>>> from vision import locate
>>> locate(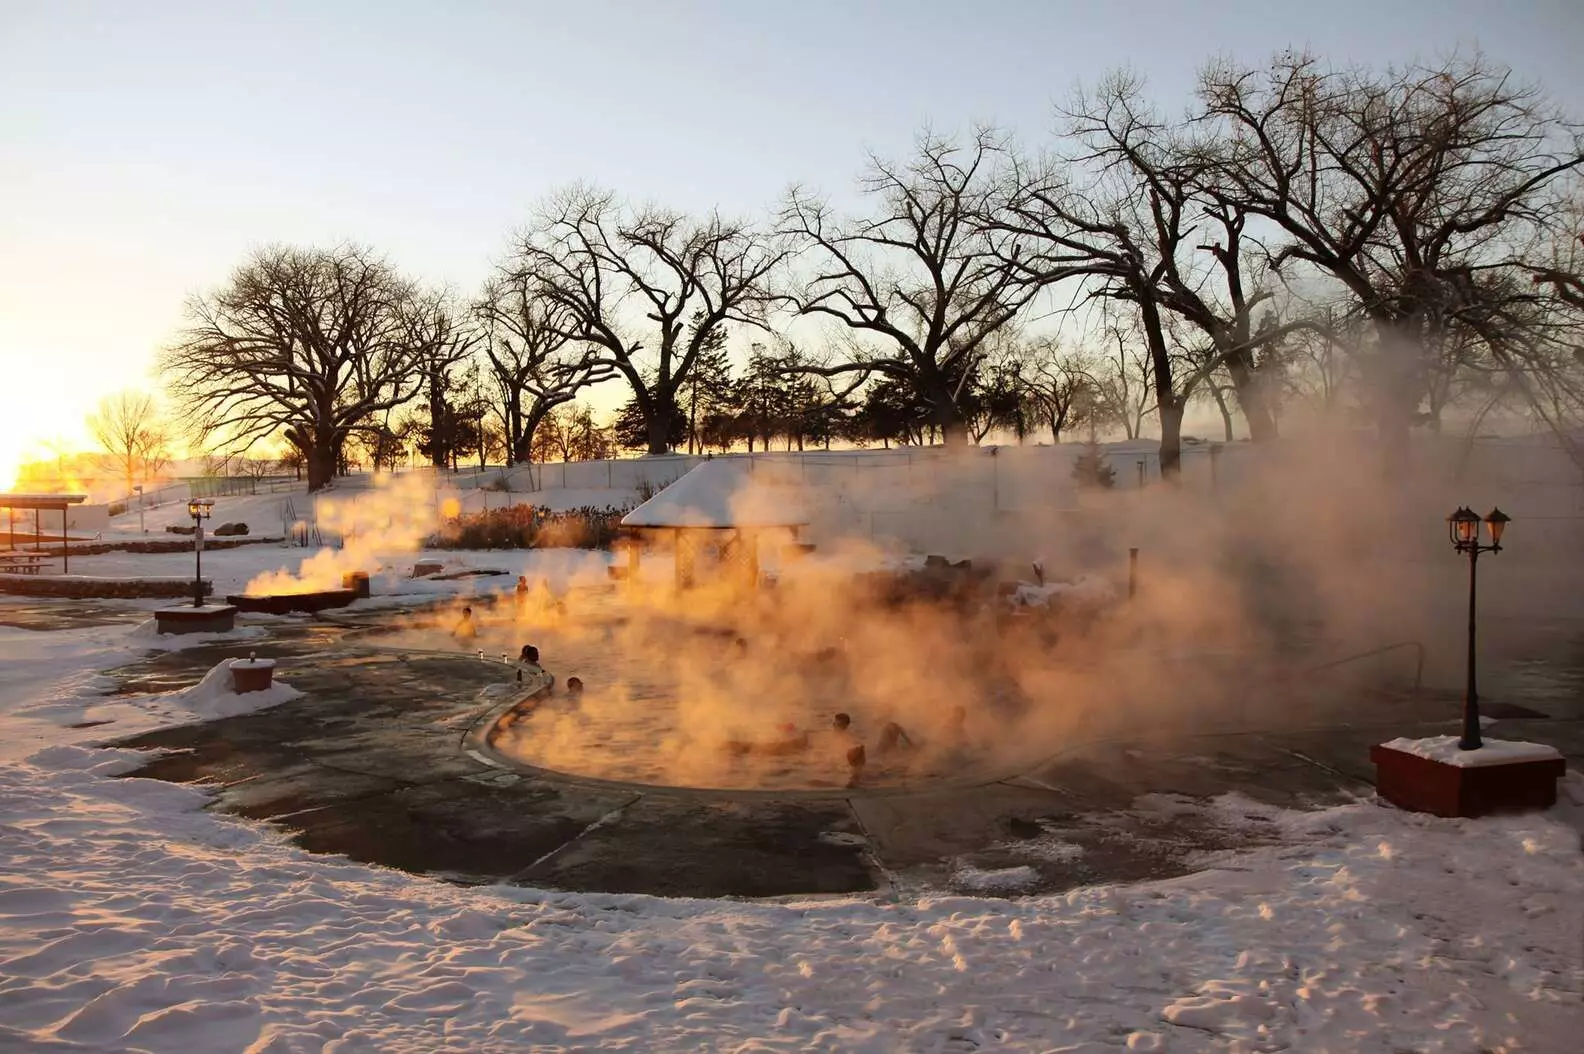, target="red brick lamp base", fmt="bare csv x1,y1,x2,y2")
1371,736,1565,818
228,657,276,694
